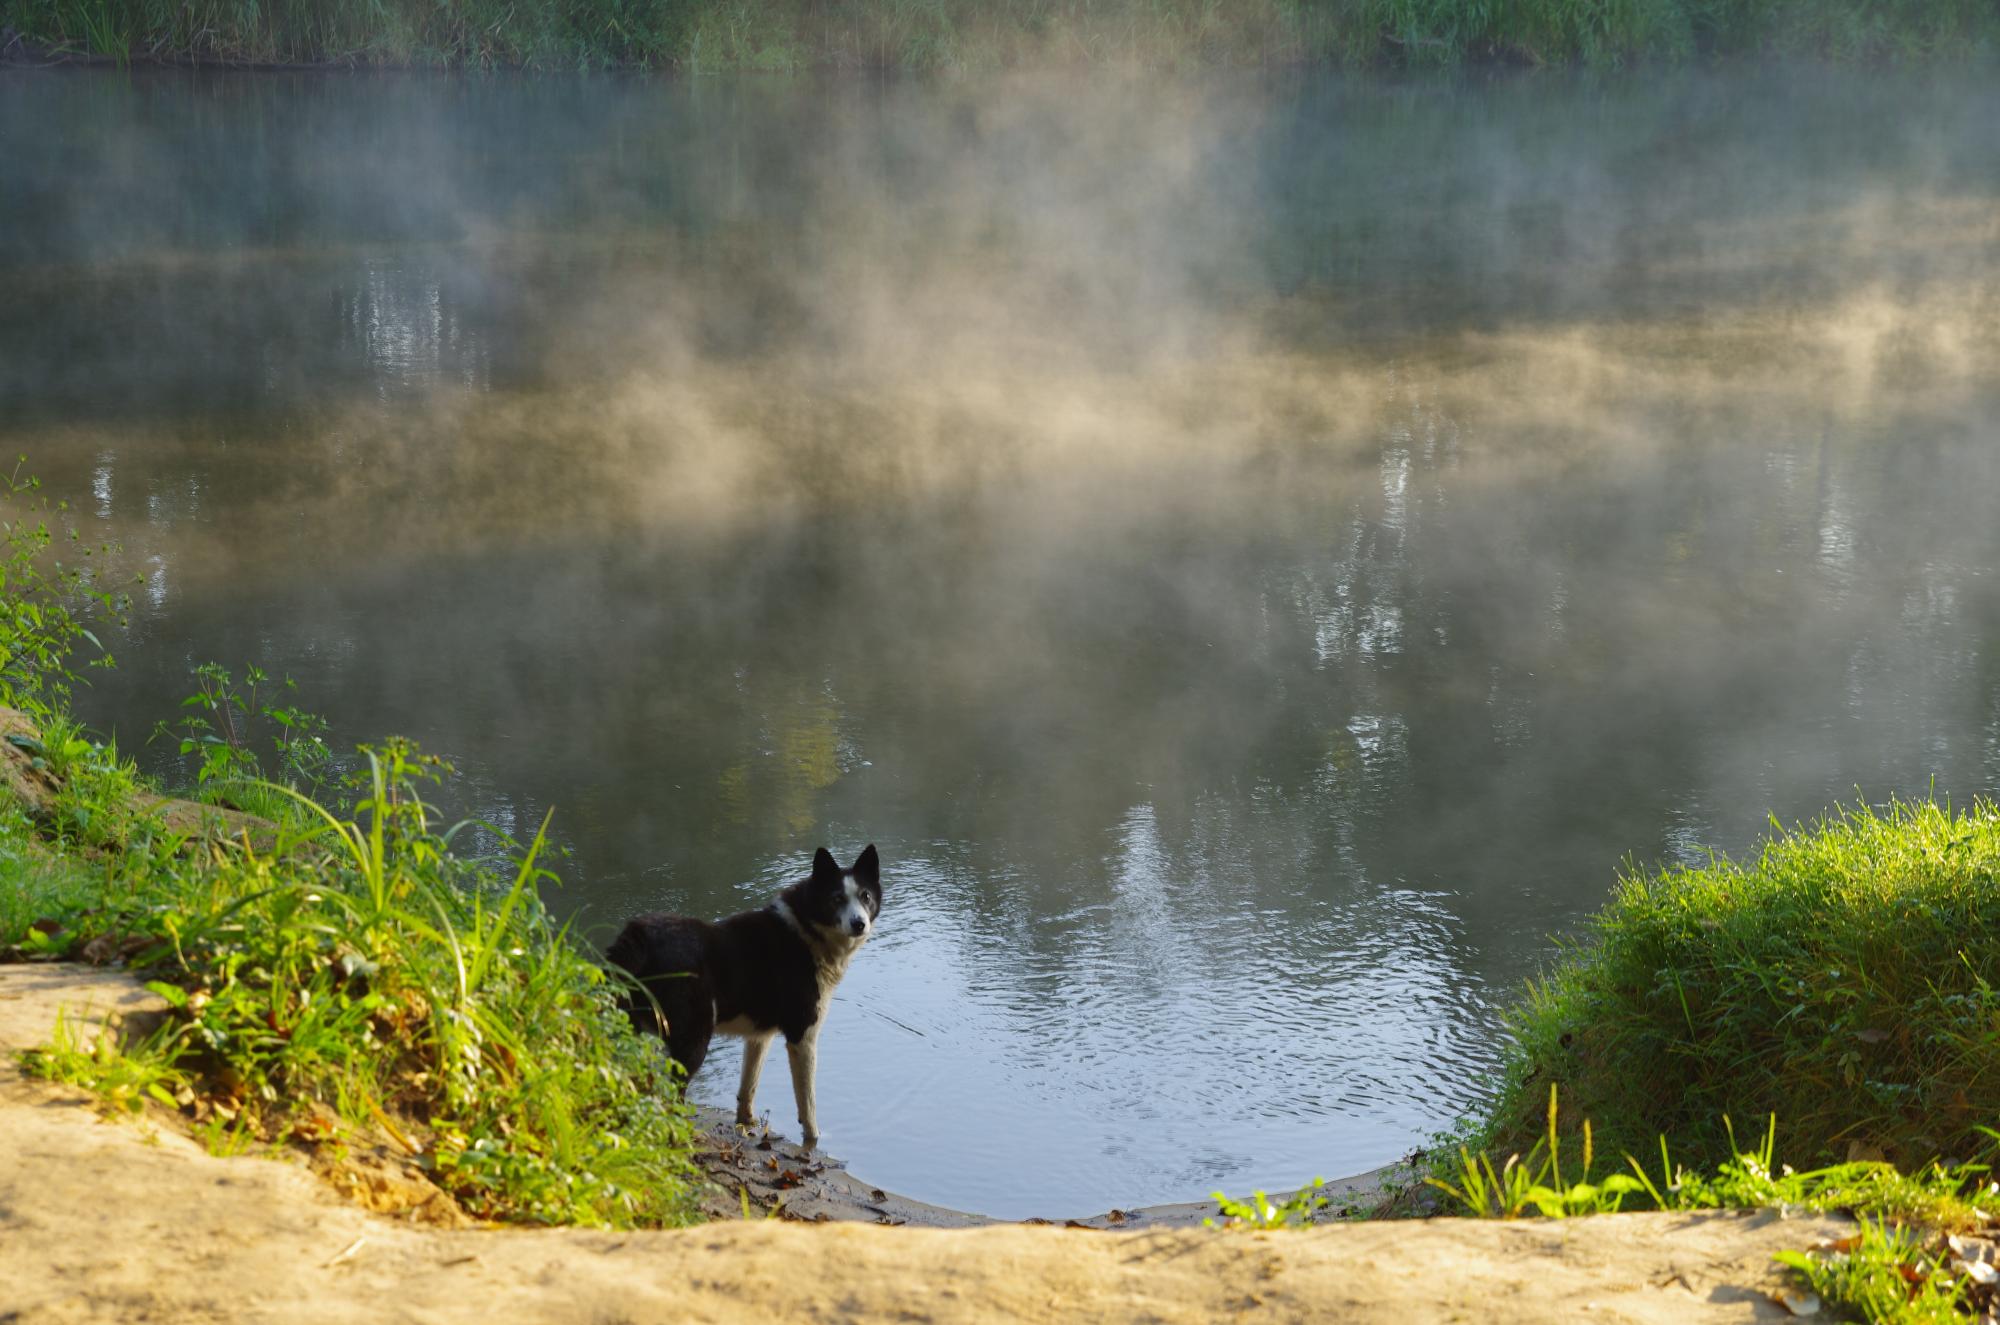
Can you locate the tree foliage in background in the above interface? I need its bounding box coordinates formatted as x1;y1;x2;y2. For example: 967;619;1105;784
0;460;121;718
2;0;1995;69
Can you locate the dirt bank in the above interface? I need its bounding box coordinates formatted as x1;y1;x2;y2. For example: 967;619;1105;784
0;964;1839;1323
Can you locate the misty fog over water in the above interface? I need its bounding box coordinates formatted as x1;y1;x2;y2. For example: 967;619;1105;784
4;65;2000;1217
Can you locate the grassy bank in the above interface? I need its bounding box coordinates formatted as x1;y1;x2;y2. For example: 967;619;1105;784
1410;799;2000;1320
1458;797;2000;1192
4;0;1996;70
4;730;705;1226
0;478;701;1228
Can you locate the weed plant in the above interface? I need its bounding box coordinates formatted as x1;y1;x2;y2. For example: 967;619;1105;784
1207;1176;1332;1228
152;661;336;817
3;0;1995;70
1774;1219;1970;1325
1435;1087;1992;1228
0;459;122;721
32;1002;193;1115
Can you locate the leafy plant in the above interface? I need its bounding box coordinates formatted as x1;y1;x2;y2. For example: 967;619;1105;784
1429;1085;1646;1218
1207;1177;1331;1228
0;458;122;719
37;711;145;848
112;739;700;1225
6;720;702;1226
152;662;335;809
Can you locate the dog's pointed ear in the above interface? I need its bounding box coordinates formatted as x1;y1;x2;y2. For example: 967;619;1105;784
853;844;879;886
812;847;841;885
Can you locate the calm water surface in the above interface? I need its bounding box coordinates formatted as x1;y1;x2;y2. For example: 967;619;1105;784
5;66;2000;1217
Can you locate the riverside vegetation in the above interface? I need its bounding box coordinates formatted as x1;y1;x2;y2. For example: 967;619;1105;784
5;457;2000;1321
0;469;703;1227
3;0;1997;70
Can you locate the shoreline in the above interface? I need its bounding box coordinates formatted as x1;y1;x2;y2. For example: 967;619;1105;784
687;1103;1408;1230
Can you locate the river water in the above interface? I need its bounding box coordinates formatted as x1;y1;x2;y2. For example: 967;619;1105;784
4;65;1999;1218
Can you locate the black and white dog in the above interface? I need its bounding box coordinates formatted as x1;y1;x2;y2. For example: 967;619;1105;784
605;845;881;1149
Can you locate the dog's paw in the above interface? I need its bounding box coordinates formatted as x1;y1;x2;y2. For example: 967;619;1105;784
800;1130;819;1151
734;1107;756;1127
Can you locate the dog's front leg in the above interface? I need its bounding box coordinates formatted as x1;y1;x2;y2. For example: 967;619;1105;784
785;1032;819;1148
736;1033;773;1126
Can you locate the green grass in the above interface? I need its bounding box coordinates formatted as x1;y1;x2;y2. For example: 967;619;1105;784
2;0;1995;69
1427;1090;2000;1322
1775;1218;1971;1325
1433;1087;1991;1227
1206;1176;1333;1227
1423;796;2000;1321
1465;796;2000;1190
28;1001;193;1116
8;738;704;1226
0;462;705;1229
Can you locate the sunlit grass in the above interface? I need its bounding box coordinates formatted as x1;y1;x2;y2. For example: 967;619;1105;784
0;459;701;1229
1470;796;2000;1182
1775;1219;1973;1325
26;1001;192;1116
8;736;704;1227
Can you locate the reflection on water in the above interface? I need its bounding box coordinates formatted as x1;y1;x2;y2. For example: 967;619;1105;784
4;66;2000;1217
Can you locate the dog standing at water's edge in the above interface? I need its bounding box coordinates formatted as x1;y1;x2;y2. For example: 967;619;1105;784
605;845;882;1149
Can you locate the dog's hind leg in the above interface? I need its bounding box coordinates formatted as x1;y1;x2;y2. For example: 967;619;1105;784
785;1031;820;1148
736;1033;773;1125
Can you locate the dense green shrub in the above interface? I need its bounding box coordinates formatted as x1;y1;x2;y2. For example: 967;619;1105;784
1473;797;2000;1175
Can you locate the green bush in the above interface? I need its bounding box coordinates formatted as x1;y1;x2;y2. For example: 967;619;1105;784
1472;797;2000;1177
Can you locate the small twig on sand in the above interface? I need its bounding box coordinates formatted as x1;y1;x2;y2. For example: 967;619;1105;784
324;1237;367;1269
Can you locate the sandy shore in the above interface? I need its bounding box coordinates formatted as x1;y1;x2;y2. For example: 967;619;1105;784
0;963;1838;1323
